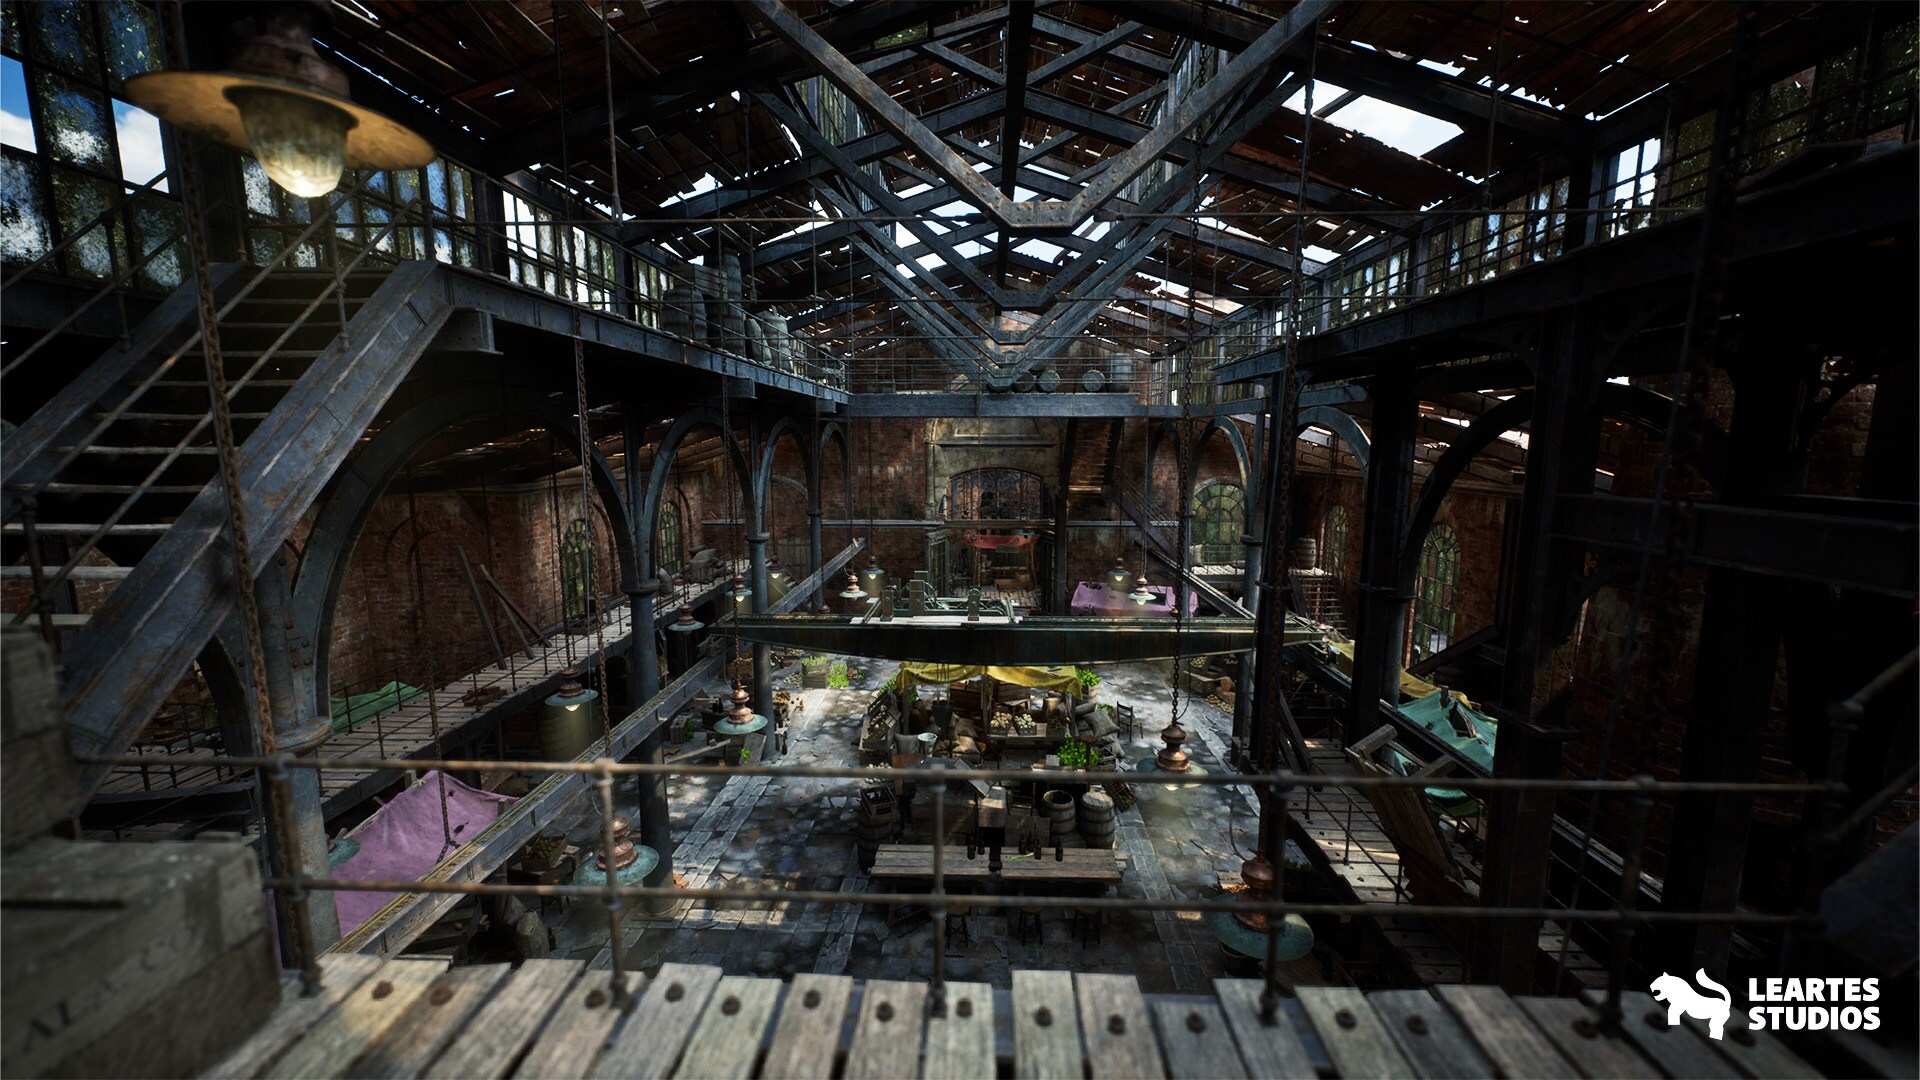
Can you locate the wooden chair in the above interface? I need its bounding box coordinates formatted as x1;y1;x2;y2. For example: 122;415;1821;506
1345;726;1480;957
1114;703;1138;742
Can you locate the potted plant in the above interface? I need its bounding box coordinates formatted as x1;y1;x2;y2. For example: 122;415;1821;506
801;655;831;689
1074;666;1101;699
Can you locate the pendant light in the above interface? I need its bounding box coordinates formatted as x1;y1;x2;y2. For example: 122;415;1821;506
545;667;598;712
856;553;888;602
713;681;769;736
727;573;753;618
1106;557;1133;594
767;555;796;598
838;571;867;601
573;811;660;887
667;605;704;636
1128;574;1155;605
125;1;433;198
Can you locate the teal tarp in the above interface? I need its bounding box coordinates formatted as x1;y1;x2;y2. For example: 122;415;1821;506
329;681;424;732
1391;689;1497;816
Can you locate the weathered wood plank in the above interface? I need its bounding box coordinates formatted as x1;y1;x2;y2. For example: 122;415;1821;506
512;969;644;1079
843;979;929;1080
1514;998;1661;1080
1433;985;1579;1080
923;982;995;1080
1212;980;1315;1078
1610;992;1742;1079
1012;970;1085;1080
762;974;854;1079
348;964;511;1079
591;963;724;1079
1074;973;1165;1080
205;955;386;1079
1369;989;1496;1079
1151;1000;1247;1080
424;960;586;1080
674;976;782;1080
263;958;451;1080
1295;987;1414;1080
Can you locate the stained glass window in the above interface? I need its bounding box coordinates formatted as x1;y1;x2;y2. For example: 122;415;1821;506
1411;524;1460;664
1191;479;1245;567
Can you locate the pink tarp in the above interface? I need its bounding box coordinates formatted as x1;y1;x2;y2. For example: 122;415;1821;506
967;531;1035;550
330;770;517;935
1070;581;1199;617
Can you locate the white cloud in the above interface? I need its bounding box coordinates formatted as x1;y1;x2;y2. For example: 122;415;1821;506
0;107;34;153
113;101;168;191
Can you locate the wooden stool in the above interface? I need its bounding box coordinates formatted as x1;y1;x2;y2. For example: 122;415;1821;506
944;898;972;947
1016;905;1044;944
1074;905;1103;948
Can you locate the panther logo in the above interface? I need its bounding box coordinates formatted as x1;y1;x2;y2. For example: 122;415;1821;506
1649;969;1733;1040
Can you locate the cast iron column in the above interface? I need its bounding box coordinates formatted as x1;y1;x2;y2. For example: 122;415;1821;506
622;576;672;899
253;553;341;948
1475;307;1601;990
1233;527;1262;754
747;529;774;730
1345;377;1418;745
807;505;824;608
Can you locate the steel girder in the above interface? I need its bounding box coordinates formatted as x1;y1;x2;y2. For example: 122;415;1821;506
1555;495;1919;598
730;613;1293;664
745;0;1332;234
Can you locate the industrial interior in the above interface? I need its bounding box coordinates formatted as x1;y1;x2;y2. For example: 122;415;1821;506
1;0;1915;1076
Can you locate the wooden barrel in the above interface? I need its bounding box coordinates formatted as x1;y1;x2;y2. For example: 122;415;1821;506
661;286;706;340
1080;368;1106;392
1014;371;1037;393
1289;537;1319;571
1035;367;1060;393
1043;789;1077;840
1108;353;1134;390
1079;791;1115;849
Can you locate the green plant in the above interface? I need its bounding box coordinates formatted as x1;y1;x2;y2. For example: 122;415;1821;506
1056;739;1102;770
801;655;829;670
827;660;851;689
1074;666;1101;693
740;746;753;764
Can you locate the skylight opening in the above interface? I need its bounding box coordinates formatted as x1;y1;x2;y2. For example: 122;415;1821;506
1326;96;1464;157
659;172;721;208
1283;80;1350;113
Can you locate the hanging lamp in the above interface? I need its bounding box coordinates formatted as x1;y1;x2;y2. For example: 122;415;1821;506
667;605;705;636
727;573;753;618
125;1;433;198
838;571;867;601
713;681;770;736
1128;574;1155;605
856;553;888;602
1106;557;1133;594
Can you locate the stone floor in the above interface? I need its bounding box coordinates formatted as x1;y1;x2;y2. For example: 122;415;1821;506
541;657;1303;993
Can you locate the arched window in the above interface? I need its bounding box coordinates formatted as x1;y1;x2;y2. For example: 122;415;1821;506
1411;524;1460;663
656;501;682;576
1191;479;1246;566
560;518;591;623
1322;505;1349;584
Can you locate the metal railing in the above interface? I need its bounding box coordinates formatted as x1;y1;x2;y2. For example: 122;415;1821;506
76;744;1844;1030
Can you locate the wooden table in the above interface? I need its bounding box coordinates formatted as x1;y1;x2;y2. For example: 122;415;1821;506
867;844;1127;887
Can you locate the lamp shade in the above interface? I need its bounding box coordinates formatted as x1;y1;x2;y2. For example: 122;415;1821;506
838;572;868;601
572;839;660;887
728;574;753;616
1127;575;1155;605
667;605;704;634
123;2;432;198
1106;558;1133;593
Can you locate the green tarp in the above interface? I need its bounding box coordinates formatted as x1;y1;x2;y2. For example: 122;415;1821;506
1391;688;1497;816
329;681;424;732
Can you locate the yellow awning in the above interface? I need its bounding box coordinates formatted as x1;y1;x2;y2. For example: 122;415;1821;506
1323;641;1473;709
896;663;1082;695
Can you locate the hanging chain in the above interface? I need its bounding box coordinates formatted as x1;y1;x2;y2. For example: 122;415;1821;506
576;337;615;751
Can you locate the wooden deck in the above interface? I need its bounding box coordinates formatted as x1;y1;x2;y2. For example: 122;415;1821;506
1296;740;1606;988
208;955;1822;1079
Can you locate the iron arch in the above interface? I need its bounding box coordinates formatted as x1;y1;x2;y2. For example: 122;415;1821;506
294;384;635;710
641;407;753;578
1296;405;1371;474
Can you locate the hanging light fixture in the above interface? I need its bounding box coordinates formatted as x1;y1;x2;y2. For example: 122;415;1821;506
838;571;867;602
545;667;599;713
1128;574;1155;606
856;553;887;602
667;605;705;636
713;681;770;736
1106;557;1133;594
572;811;660;888
727;573;753;618
767;555;796;600
125;1;434;198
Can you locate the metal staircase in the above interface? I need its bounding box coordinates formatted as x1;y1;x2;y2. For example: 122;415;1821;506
1064;418;1122;512
3;242;451;801
1290;569;1350;638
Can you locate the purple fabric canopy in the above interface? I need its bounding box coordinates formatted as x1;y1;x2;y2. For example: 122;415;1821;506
330;771;517;935
1070;582;1199;617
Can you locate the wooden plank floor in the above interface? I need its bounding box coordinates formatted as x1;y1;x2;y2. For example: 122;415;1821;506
213;958;1827;1079
1297;740;1606;988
